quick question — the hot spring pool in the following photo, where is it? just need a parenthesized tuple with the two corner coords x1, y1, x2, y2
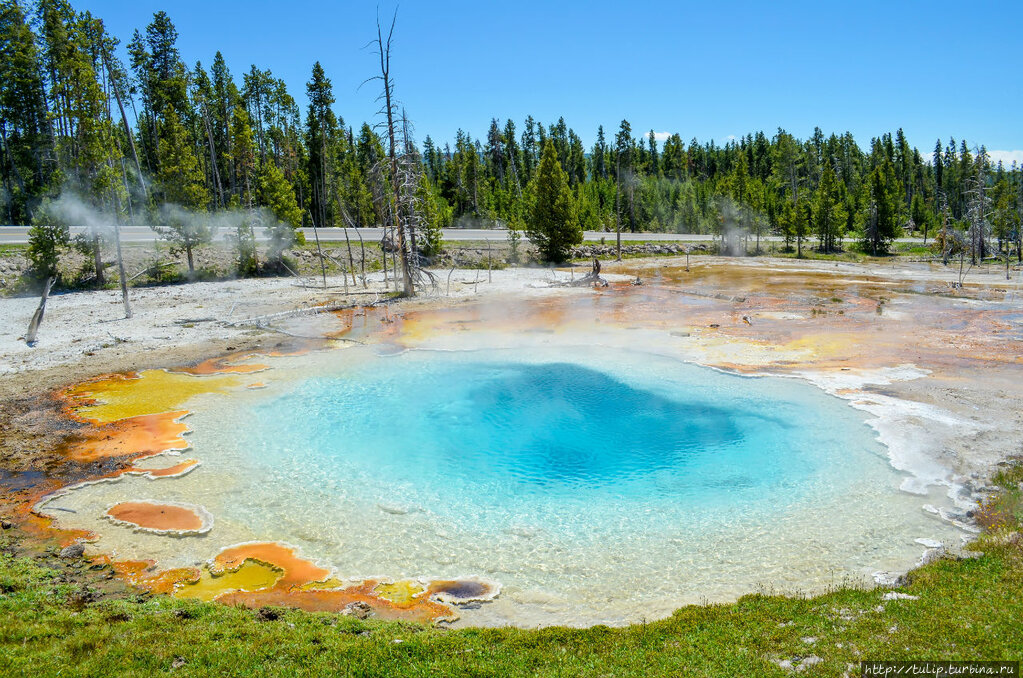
(47, 344, 964, 626)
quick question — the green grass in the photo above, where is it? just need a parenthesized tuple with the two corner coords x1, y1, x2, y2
(579, 238, 715, 246)
(892, 243, 935, 256)
(2, 465, 1021, 676)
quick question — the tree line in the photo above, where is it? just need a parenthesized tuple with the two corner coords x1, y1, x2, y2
(2, 0, 1021, 269)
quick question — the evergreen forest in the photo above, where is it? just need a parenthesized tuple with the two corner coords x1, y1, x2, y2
(1, 0, 1021, 267)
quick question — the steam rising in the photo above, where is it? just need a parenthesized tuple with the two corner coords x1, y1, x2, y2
(43, 193, 296, 255)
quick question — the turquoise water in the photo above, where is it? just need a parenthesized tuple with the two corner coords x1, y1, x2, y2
(242, 357, 816, 512)
(56, 344, 963, 626)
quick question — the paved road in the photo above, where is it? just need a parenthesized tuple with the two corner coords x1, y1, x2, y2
(0, 225, 927, 245)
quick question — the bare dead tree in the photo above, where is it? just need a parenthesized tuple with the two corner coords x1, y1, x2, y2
(101, 44, 147, 204)
(936, 194, 972, 288)
(309, 180, 328, 288)
(363, 101, 436, 294)
(25, 277, 54, 345)
(367, 162, 390, 286)
(199, 102, 225, 208)
(335, 202, 361, 288)
(394, 112, 437, 289)
(364, 11, 414, 297)
(938, 192, 954, 266)
(965, 152, 991, 266)
(355, 226, 367, 287)
(615, 152, 622, 261)
(114, 220, 131, 318)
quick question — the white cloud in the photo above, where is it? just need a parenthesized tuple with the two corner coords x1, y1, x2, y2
(724, 134, 737, 142)
(647, 131, 672, 142)
(986, 150, 1023, 167)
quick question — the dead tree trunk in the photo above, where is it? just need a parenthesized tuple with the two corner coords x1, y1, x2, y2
(615, 154, 622, 261)
(356, 227, 367, 287)
(311, 221, 327, 289)
(201, 106, 224, 208)
(114, 220, 132, 318)
(374, 13, 414, 297)
(25, 277, 54, 345)
(91, 228, 105, 286)
(103, 50, 147, 204)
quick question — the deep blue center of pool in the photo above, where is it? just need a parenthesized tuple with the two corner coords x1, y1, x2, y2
(233, 350, 881, 516)
(402, 361, 749, 488)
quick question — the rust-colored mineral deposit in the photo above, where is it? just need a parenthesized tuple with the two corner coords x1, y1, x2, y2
(105, 501, 211, 534)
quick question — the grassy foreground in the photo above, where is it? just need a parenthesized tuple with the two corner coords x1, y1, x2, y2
(1, 466, 1020, 677)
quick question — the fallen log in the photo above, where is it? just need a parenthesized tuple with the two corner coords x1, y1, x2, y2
(226, 297, 392, 328)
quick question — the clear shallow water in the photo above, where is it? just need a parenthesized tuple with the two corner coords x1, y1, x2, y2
(49, 344, 966, 626)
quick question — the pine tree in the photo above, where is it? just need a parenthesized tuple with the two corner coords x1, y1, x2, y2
(127, 11, 188, 173)
(414, 171, 443, 256)
(155, 109, 210, 274)
(647, 130, 659, 176)
(27, 198, 70, 284)
(526, 139, 580, 262)
(520, 115, 537, 182)
(230, 106, 257, 206)
(567, 130, 586, 186)
(859, 141, 901, 255)
(814, 164, 846, 252)
(661, 133, 686, 181)
(0, 0, 52, 223)
(209, 51, 237, 197)
(614, 119, 637, 232)
(590, 125, 607, 180)
(144, 11, 187, 119)
(911, 192, 929, 243)
(258, 160, 304, 267)
(305, 61, 338, 228)
(36, 2, 124, 285)
(502, 118, 522, 193)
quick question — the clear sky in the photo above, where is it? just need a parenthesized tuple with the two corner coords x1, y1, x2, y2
(76, 0, 1023, 163)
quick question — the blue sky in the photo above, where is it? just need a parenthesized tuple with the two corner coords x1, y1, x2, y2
(77, 0, 1023, 162)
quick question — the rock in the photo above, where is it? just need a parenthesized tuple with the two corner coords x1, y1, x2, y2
(801, 636, 817, 644)
(59, 543, 85, 559)
(798, 656, 823, 671)
(342, 601, 373, 620)
(917, 546, 946, 566)
(777, 656, 823, 672)
(872, 571, 907, 588)
(171, 657, 186, 669)
(1, 518, 12, 530)
(881, 592, 919, 601)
